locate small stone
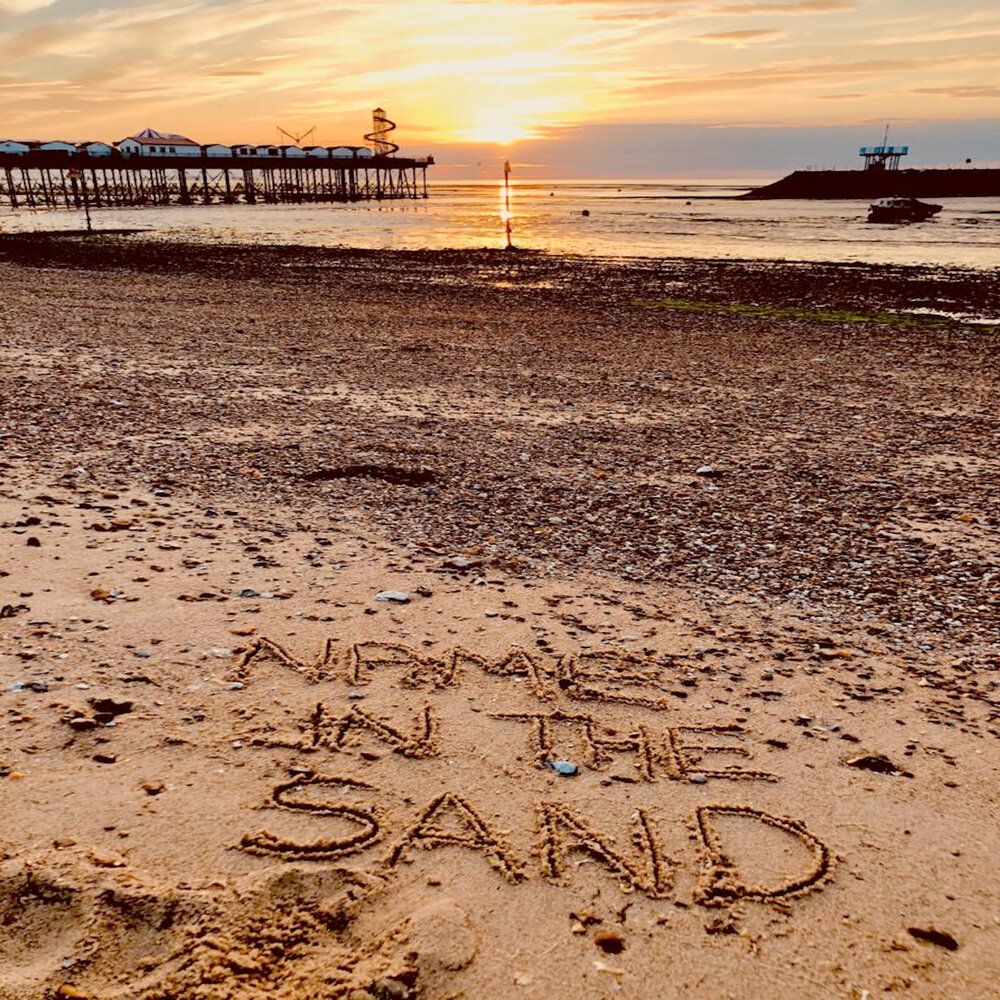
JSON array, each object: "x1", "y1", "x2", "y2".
[
  {"x1": 442, "y1": 556, "x2": 480, "y2": 571},
  {"x1": 375, "y1": 591, "x2": 411, "y2": 603},
  {"x1": 26, "y1": 536, "x2": 41, "y2": 547},
  {"x1": 210, "y1": 647, "x2": 233, "y2": 658},
  {"x1": 907, "y1": 927, "x2": 959, "y2": 951},
  {"x1": 89, "y1": 697, "x2": 133, "y2": 717},
  {"x1": 56, "y1": 986, "x2": 89, "y2": 999},
  {"x1": 372, "y1": 978, "x2": 410, "y2": 1000},
  {"x1": 141, "y1": 781, "x2": 166, "y2": 796},
  {"x1": 236, "y1": 588, "x2": 259, "y2": 598},
  {"x1": 92, "y1": 753, "x2": 117, "y2": 765},
  {"x1": 594, "y1": 931, "x2": 626, "y2": 954},
  {"x1": 548, "y1": 760, "x2": 578, "y2": 776},
  {"x1": 695, "y1": 465, "x2": 722, "y2": 477},
  {"x1": 89, "y1": 850, "x2": 126, "y2": 868},
  {"x1": 846, "y1": 753, "x2": 901, "y2": 775},
  {"x1": 688, "y1": 772, "x2": 708, "y2": 784}
]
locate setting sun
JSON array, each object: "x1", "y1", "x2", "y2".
[{"x1": 459, "y1": 121, "x2": 532, "y2": 145}]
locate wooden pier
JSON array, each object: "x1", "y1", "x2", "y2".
[{"x1": 0, "y1": 151, "x2": 432, "y2": 210}]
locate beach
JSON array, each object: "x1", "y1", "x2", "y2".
[{"x1": 1, "y1": 234, "x2": 998, "y2": 999}]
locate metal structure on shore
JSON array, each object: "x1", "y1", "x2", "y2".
[
  {"x1": 0, "y1": 150, "x2": 431, "y2": 210},
  {"x1": 364, "y1": 108, "x2": 399, "y2": 157},
  {"x1": 0, "y1": 111, "x2": 432, "y2": 211}
]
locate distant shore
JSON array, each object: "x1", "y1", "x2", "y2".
[{"x1": 744, "y1": 166, "x2": 1000, "y2": 200}]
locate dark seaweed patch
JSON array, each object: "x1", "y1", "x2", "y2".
[{"x1": 302, "y1": 464, "x2": 437, "y2": 487}]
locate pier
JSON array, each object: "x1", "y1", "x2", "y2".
[{"x1": 0, "y1": 150, "x2": 432, "y2": 211}]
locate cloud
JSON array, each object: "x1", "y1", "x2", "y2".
[
  {"x1": 707, "y1": 0, "x2": 856, "y2": 13},
  {"x1": 912, "y1": 85, "x2": 1000, "y2": 99},
  {"x1": 869, "y1": 26, "x2": 1000, "y2": 46},
  {"x1": 695, "y1": 28, "x2": 786, "y2": 45},
  {"x1": 630, "y1": 51, "x2": 1000, "y2": 100},
  {"x1": 589, "y1": 9, "x2": 684, "y2": 21},
  {"x1": 0, "y1": 0, "x2": 56, "y2": 12}
]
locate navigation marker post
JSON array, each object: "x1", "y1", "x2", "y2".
[{"x1": 503, "y1": 159, "x2": 513, "y2": 250}]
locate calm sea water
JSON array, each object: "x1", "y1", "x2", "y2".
[{"x1": 2, "y1": 179, "x2": 998, "y2": 269}]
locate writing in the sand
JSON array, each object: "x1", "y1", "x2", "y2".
[
  {"x1": 237, "y1": 775, "x2": 831, "y2": 906},
  {"x1": 231, "y1": 637, "x2": 834, "y2": 906},
  {"x1": 260, "y1": 702, "x2": 778, "y2": 783},
  {"x1": 231, "y1": 637, "x2": 726, "y2": 709}
]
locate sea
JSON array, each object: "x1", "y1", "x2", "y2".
[{"x1": 2, "y1": 179, "x2": 998, "y2": 270}]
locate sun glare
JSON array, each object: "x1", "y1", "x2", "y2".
[{"x1": 459, "y1": 121, "x2": 531, "y2": 145}]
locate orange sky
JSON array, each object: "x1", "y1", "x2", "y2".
[{"x1": 1, "y1": 0, "x2": 998, "y2": 163}]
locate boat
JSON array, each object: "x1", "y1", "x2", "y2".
[{"x1": 867, "y1": 197, "x2": 942, "y2": 224}]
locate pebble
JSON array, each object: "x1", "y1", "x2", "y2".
[
  {"x1": 846, "y1": 753, "x2": 902, "y2": 775},
  {"x1": 375, "y1": 591, "x2": 411, "y2": 603},
  {"x1": 90, "y1": 698, "x2": 133, "y2": 717},
  {"x1": 371, "y1": 978, "x2": 410, "y2": 999},
  {"x1": 688, "y1": 772, "x2": 708, "y2": 784},
  {"x1": 594, "y1": 931, "x2": 626, "y2": 954},
  {"x1": 548, "y1": 760, "x2": 579, "y2": 776},
  {"x1": 442, "y1": 556, "x2": 480, "y2": 570},
  {"x1": 907, "y1": 927, "x2": 959, "y2": 951}
]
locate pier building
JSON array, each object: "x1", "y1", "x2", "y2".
[{"x1": 0, "y1": 112, "x2": 432, "y2": 210}]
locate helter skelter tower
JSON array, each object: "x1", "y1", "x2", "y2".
[{"x1": 365, "y1": 108, "x2": 399, "y2": 156}]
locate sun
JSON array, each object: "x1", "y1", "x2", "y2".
[{"x1": 458, "y1": 121, "x2": 532, "y2": 145}]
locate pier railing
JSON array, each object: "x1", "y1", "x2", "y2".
[{"x1": 0, "y1": 151, "x2": 432, "y2": 209}]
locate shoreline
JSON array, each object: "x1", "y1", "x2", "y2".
[{"x1": 4, "y1": 232, "x2": 1000, "y2": 318}]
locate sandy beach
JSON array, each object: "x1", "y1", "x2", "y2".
[{"x1": 1, "y1": 234, "x2": 997, "y2": 1000}]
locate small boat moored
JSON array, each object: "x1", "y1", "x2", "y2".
[{"x1": 867, "y1": 197, "x2": 942, "y2": 224}]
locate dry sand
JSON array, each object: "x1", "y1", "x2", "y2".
[{"x1": 0, "y1": 235, "x2": 998, "y2": 999}]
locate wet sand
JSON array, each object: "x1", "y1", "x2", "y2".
[{"x1": 1, "y1": 235, "x2": 998, "y2": 999}]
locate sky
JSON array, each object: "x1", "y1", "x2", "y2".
[{"x1": 1, "y1": 0, "x2": 998, "y2": 178}]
